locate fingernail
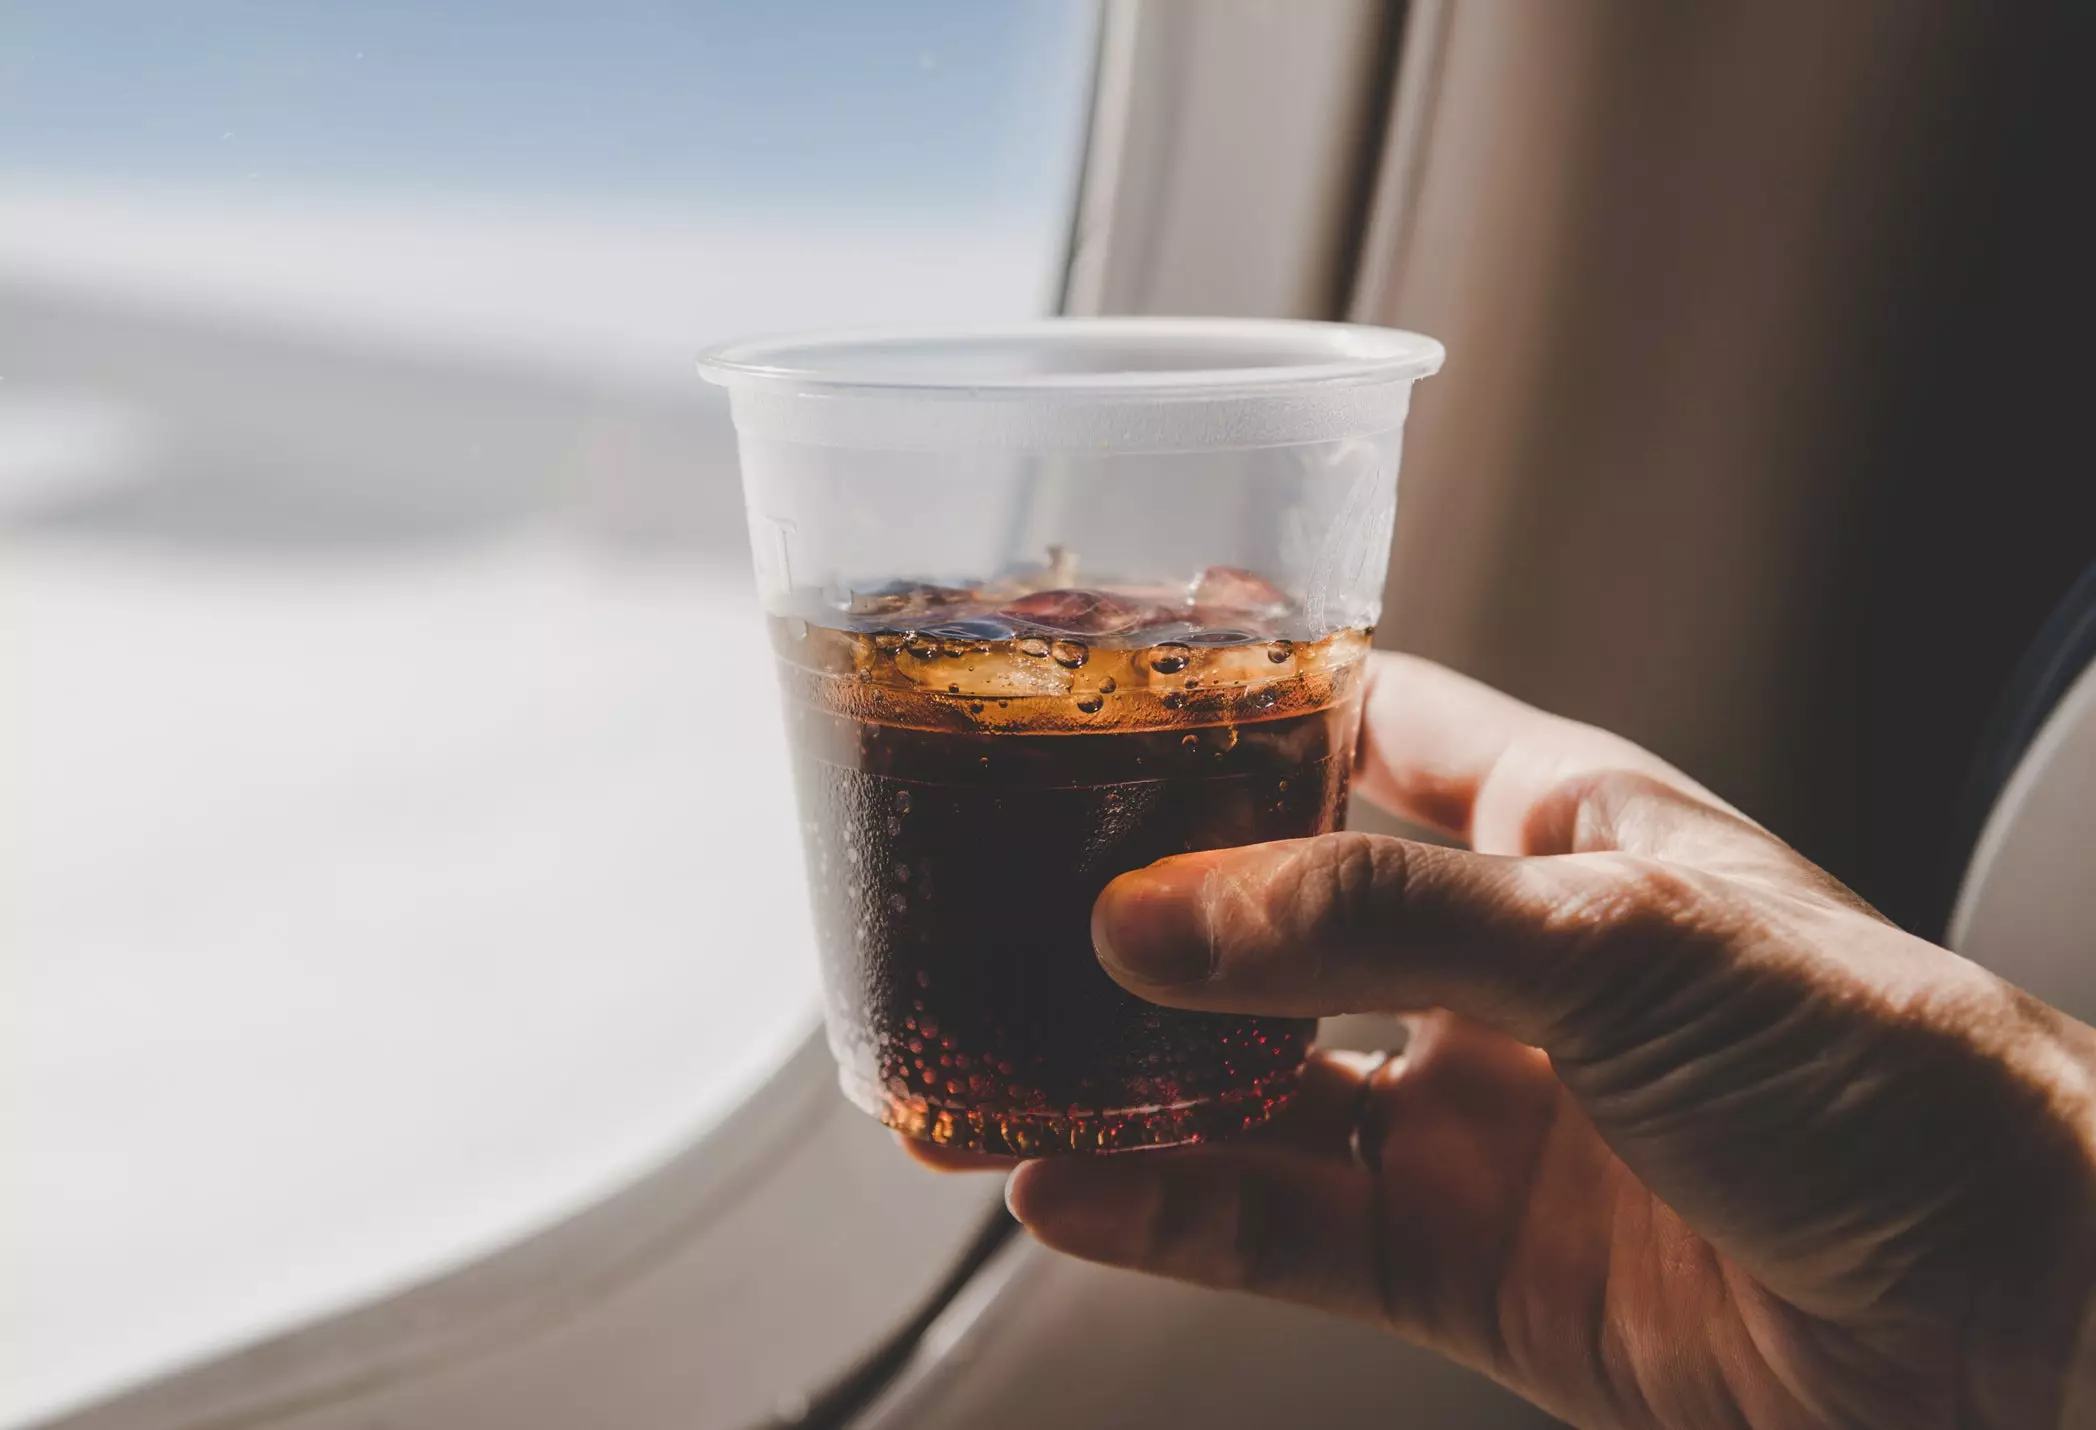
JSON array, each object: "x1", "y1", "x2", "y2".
[{"x1": 1093, "y1": 861, "x2": 1216, "y2": 987}]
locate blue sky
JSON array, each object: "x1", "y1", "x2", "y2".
[{"x1": 0, "y1": 0, "x2": 1094, "y2": 214}]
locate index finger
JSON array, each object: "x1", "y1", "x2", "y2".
[{"x1": 1355, "y1": 653, "x2": 1759, "y2": 861}]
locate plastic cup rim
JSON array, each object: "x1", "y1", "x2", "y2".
[{"x1": 696, "y1": 317, "x2": 1445, "y2": 401}]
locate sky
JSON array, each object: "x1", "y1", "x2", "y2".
[{"x1": 0, "y1": 0, "x2": 1095, "y2": 216}]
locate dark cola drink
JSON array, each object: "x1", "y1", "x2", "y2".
[{"x1": 773, "y1": 566, "x2": 1369, "y2": 1155}]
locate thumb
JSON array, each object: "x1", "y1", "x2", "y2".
[{"x1": 1092, "y1": 832, "x2": 1732, "y2": 1056}]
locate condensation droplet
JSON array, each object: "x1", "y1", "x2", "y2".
[
  {"x1": 895, "y1": 790, "x2": 912, "y2": 812},
  {"x1": 1074, "y1": 693, "x2": 1103, "y2": 714},
  {"x1": 1018, "y1": 637, "x2": 1050, "y2": 659},
  {"x1": 894, "y1": 863, "x2": 911, "y2": 881},
  {"x1": 888, "y1": 892, "x2": 908, "y2": 913},
  {"x1": 1266, "y1": 639, "x2": 1294, "y2": 664},
  {"x1": 1097, "y1": 676, "x2": 1117, "y2": 694},
  {"x1": 1180, "y1": 733, "x2": 1199, "y2": 750},
  {"x1": 1050, "y1": 639, "x2": 1089, "y2": 669}
]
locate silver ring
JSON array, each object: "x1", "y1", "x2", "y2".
[{"x1": 1347, "y1": 1050, "x2": 1400, "y2": 1171}]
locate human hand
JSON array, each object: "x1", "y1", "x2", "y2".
[{"x1": 910, "y1": 653, "x2": 2096, "y2": 1429}]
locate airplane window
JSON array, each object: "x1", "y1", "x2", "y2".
[{"x1": 0, "y1": 2, "x2": 1094, "y2": 1420}]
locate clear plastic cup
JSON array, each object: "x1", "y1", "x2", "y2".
[{"x1": 699, "y1": 318, "x2": 1443, "y2": 1155}]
